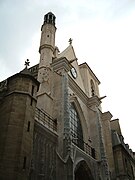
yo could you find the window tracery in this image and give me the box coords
[69,103,84,149]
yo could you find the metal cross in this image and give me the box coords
[68,38,73,45]
[24,59,30,69]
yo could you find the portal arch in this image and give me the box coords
[74,160,94,180]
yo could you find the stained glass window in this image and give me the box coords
[69,103,84,149]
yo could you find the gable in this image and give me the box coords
[58,44,77,61]
[58,45,87,94]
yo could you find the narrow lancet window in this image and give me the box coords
[90,79,95,96]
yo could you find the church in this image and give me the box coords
[0,12,135,180]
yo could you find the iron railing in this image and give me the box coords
[84,142,96,159]
[72,137,96,159]
[35,108,96,158]
[35,107,57,132]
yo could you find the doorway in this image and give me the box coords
[75,160,94,180]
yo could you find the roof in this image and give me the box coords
[79,62,100,84]
[58,44,77,61]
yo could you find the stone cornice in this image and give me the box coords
[51,57,72,73]
[88,96,101,108]
[101,111,113,121]
[3,90,37,101]
[8,72,39,86]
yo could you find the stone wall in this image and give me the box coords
[0,73,39,180]
[31,122,57,180]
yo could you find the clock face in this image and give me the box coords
[70,67,77,79]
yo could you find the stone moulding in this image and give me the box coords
[51,57,72,73]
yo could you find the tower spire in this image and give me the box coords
[38,12,56,83]
[37,12,57,113]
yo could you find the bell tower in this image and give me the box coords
[38,12,56,83]
[37,12,56,113]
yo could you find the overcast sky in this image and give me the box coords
[0,0,135,151]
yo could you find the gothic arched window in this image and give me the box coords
[69,103,84,149]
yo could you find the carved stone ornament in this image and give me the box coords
[42,67,51,83]
[0,79,7,92]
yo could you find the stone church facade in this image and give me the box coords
[0,12,135,180]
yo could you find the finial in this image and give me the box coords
[68,38,73,45]
[24,59,30,69]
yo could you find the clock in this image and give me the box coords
[70,67,77,79]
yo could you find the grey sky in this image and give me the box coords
[0,0,135,150]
